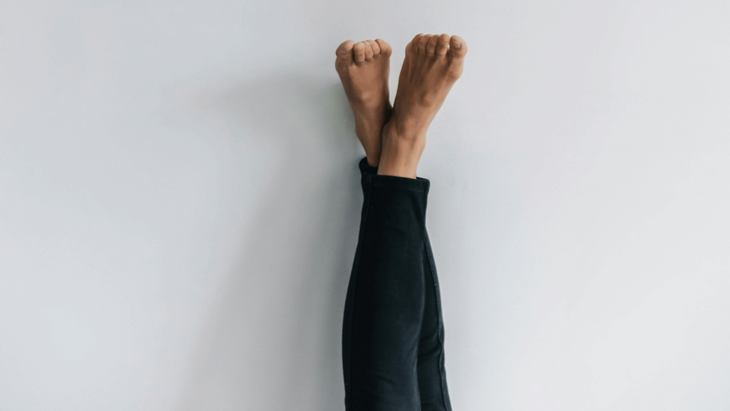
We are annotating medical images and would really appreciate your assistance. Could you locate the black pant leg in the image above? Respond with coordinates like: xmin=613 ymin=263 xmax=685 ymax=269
xmin=342 ymin=157 xmax=431 ymax=411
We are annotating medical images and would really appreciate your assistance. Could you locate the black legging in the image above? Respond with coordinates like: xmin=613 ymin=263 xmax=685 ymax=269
xmin=342 ymin=157 xmax=452 ymax=411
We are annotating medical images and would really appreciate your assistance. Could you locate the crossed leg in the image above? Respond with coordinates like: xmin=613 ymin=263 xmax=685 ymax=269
xmin=337 ymin=34 xmax=467 ymax=410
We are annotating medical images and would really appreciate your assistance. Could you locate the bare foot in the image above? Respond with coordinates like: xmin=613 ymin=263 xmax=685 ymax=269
xmin=377 ymin=34 xmax=467 ymax=178
xmin=335 ymin=39 xmax=393 ymax=167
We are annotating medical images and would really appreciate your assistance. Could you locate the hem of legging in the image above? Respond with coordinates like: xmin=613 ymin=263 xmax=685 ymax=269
xmin=358 ymin=156 xmax=379 ymax=175
xmin=359 ymin=156 xmax=431 ymax=193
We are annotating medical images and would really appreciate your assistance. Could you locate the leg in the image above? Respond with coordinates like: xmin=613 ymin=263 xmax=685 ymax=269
xmin=338 ymin=33 xmax=467 ymax=410
xmin=342 ymin=157 xmax=431 ymax=410
xmin=342 ymin=160 xmax=453 ymax=411
xmin=367 ymin=34 xmax=465 ymax=409
xmin=392 ymin=34 xmax=466 ymax=409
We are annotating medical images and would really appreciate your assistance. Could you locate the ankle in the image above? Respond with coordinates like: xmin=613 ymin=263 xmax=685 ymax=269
xmin=382 ymin=118 xmax=427 ymax=147
xmin=365 ymin=150 xmax=381 ymax=167
xmin=376 ymin=151 xmax=421 ymax=179
xmin=386 ymin=111 xmax=432 ymax=142
xmin=376 ymin=127 xmax=425 ymax=179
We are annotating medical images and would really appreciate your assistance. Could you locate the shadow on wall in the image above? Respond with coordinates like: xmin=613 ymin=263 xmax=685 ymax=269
xmin=176 ymin=72 xmax=363 ymax=410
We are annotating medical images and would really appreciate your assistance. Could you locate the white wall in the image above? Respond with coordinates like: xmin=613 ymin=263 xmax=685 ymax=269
xmin=2 ymin=0 xmax=729 ymax=410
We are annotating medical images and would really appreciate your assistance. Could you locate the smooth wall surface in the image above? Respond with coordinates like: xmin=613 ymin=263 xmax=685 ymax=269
xmin=1 ymin=0 xmax=729 ymax=410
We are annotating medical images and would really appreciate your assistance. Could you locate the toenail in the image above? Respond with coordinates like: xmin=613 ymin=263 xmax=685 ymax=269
xmin=453 ymin=41 xmax=462 ymax=49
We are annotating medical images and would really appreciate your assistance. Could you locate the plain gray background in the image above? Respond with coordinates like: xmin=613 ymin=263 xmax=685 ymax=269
xmin=1 ymin=0 xmax=729 ymax=409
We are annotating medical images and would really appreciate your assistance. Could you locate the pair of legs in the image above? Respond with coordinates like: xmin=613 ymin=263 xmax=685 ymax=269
xmin=337 ymin=34 xmax=467 ymax=410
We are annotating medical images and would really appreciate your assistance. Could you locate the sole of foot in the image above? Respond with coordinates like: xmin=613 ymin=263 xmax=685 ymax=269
xmin=377 ymin=33 xmax=467 ymax=179
xmin=335 ymin=39 xmax=393 ymax=167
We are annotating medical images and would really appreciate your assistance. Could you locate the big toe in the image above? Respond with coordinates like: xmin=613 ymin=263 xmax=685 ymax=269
xmin=448 ymin=35 xmax=468 ymax=58
xmin=336 ymin=40 xmax=355 ymax=65
xmin=417 ymin=34 xmax=433 ymax=54
xmin=375 ymin=38 xmax=392 ymax=57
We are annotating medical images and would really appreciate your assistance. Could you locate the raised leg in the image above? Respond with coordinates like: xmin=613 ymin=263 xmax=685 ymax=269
xmin=342 ymin=160 xmax=453 ymax=411
xmin=339 ymin=33 xmax=467 ymax=411
xmin=342 ymin=158 xmax=431 ymax=410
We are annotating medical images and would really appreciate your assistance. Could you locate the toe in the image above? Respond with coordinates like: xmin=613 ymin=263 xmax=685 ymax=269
xmin=353 ymin=41 xmax=366 ymax=64
xmin=448 ymin=35 xmax=468 ymax=58
xmin=335 ymin=40 xmax=355 ymax=65
xmin=363 ymin=40 xmax=374 ymax=61
xmin=417 ymin=34 xmax=432 ymax=54
xmin=408 ymin=33 xmax=425 ymax=55
xmin=426 ymin=35 xmax=439 ymax=55
xmin=436 ymin=33 xmax=450 ymax=56
xmin=375 ymin=38 xmax=392 ymax=57
xmin=369 ymin=40 xmax=381 ymax=56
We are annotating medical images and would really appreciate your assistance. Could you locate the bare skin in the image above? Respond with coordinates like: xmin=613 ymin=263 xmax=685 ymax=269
xmin=378 ymin=33 xmax=467 ymax=179
xmin=335 ymin=39 xmax=393 ymax=167
xmin=335 ymin=34 xmax=467 ymax=177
